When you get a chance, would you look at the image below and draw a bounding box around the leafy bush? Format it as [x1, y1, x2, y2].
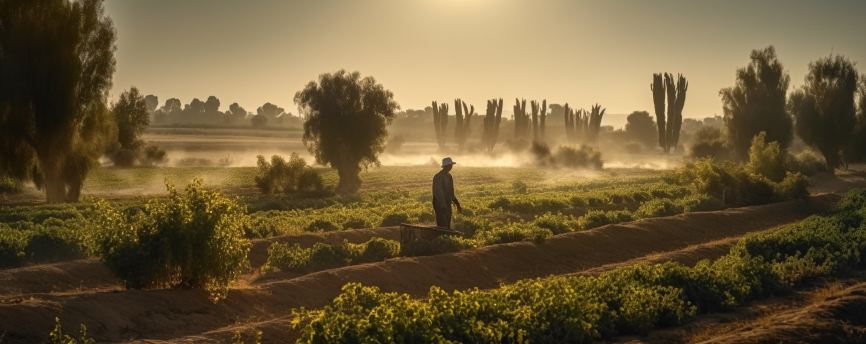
[675, 193, 724, 212]
[746, 132, 786, 182]
[577, 210, 635, 230]
[664, 158, 775, 207]
[401, 235, 475, 257]
[342, 217, 372, 230]
[553, 145, 604, 169]
[24, 220, 90, 263]
[380, 212, 410, 227]
[785, 149, 826, 176]
[255, 153, 323, 194]
[140, 144, 168, 166]
[90, 178, 251, 301]
[689, 126, 731, 161]
[634, 199, 684, 218]
[49, 317, 95, 344]
[473, 222, 552, 245]
[304, 219, 341, 232]
[0, 174, 23, 194]
[262, 237, 401, 273]
[533, 212, 579, 235]
[109, 147, 138, 168]
[0, 224, 27, 268]
[773, 172, 810, 200]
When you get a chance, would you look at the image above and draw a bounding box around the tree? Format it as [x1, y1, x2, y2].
[294, 70, 398, 193]
[144, 94, 158, 113]
[204, 96, 221, 115]
[250, 114, 268, 128]
[109, 87, 149, 167]
[720, 46, 793, 162]
[650, 73, 688, 153]
[625, 111, 657, 149]
[113, 88, 149, 151]
[845, 74, 866, 164]
[224, 102, 248, 124]
[154, 98, 181, 123]
[790, 54, 859, 172]
[0, 0, 117, 203]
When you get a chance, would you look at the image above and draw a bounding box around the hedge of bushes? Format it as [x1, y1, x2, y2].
[290, 189, 866, 343]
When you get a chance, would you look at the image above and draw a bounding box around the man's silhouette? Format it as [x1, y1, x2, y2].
[432, 157, 462, 229]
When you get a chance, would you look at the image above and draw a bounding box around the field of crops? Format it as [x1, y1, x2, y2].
[2, 159, 861, 343]
[290, 188, 866, 343]
[1, 165, 719, 270]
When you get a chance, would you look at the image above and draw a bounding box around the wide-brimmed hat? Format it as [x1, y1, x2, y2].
[441, 157, 457, 167]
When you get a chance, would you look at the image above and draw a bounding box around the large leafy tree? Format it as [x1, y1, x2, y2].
[625, 111, 657, 149]
[294, 70, 399, 193]
[0, 0, 117, 203]
[845, 75, 866, 164]
[720, 46, 793, 162]
[113, 87, 149, 152]
[108, 87, 149, 167]
[790, 54, 859, 172]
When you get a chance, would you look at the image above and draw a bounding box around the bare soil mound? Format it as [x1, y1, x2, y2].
[0, 194, 837, 343]
[698, 282, 866, 343]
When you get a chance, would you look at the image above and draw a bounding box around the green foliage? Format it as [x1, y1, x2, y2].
[625, 111, 658, 149]
[473, 222, 552, 245]
[721, 46, 793, 162]
[254, 153, 323, 194]
[533, 213, 579, 235]
[109, 87, 151, 167]
[262, 237, 400, 274]
[304, 219, 340, 232]
[295, 69, 399, 193]
[0, 224, 27, 268]
[773, 172, 810, 200]
[380, 212, 410, 227]
[0, 0, 118, 203]
[553, 145, 604, 169]
[140, 144, 168, 166]
[292, 189, 866, 343]
[0, 174, 24, 194]
[49, 317, 95, 344]
[90, 178, 250, 301]
[785, 149, 827, 176]
[664, 158, 776, 207]
[790, 53, 860, 172]
[746, 132, 786, 182]
[634, 199, 683, 218]
[689, 126, 731, 162]
[401, 235, 476, 257]
[0, 212, 91, 268]
[577, 210, 635, 230]
[232, 329, 262, 344]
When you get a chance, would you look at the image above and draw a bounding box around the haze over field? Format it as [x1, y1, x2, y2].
[105, 0, 866, 119]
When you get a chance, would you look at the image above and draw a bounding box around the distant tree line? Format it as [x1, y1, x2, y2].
[147, 95, 302, 128]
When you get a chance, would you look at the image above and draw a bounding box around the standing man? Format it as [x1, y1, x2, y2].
[432, 157, 462, 229]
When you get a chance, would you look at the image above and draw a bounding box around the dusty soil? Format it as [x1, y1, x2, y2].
[612, 272, 866, 344]
[0, 168, 864, 343]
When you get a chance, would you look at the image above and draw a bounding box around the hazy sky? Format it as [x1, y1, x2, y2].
[105, 0, 866, 123]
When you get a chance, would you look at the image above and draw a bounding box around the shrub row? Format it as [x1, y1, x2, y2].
[290, 189, 866, 343]
[262, 237, 400, 274]
[0, 218, 90, 268]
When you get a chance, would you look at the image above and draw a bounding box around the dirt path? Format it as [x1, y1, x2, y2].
[0, 194, 839, 343]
